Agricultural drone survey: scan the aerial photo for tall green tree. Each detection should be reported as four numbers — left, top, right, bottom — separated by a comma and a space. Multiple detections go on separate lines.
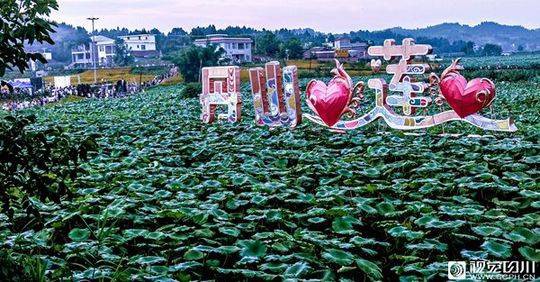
170, 45, 226, 83
256, 32, 281, 57
461, 41, 476, 56
113, 38, 135, 66
279, 38, 304, 60
482, 43, 503, 56
0, 0, 59, 76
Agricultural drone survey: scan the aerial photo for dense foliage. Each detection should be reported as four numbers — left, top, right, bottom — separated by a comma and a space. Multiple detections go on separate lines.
0, 0, 58, 76
114, 39, 135, 67
168, 46, 225, 82
482, 44, 503, 56
0, 114, 97, 221
180, 82, 202, 99
0, 70, 537, 280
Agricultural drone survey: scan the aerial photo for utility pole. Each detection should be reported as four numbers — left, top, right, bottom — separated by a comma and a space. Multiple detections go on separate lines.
87, 17, 99, 84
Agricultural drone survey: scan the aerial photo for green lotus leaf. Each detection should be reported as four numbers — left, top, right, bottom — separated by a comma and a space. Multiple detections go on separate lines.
481, 240, 512, 258
472, 226, 503, 237
284, 261, 311, 278
135, 256, 166, 265
219, 227, 240, 237
184, 249, 205, 261
68, 228, 91, 242
518, 246, 540, 261
356, 258, 383, 280
238, 240, 267, 258
322, 249, 355, 266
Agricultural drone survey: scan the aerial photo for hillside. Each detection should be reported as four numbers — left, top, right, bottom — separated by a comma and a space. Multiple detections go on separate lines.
389, 22, 540, 52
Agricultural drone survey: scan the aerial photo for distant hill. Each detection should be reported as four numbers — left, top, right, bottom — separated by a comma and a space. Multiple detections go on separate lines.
25, 23, 89, 63
23, 21, 540, 66
388, 22, 540, 52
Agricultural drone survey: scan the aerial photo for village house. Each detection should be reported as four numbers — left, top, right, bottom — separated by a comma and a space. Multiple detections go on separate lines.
94, 36, 116, 66
194, 34, 253, 63
71, 35, 116, 68
71, 33, 161, 68
118, 34, 159, 58
304, 38, 369, 62
71, 42, 93, 68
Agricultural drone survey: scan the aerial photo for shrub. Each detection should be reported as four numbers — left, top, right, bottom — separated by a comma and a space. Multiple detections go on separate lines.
181, 82, 202, 99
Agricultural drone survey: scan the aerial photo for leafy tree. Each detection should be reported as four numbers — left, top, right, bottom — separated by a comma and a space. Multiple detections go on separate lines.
169, 46, 225, 82
256, 32, 281, 57
462, 41, 476, 55
327, 34, 336, 43
279, 38, 304, 60
162, 29, 191, 55
114, 38, 134, 66
97, 27, 130, 39
0, 0, 59, 76
150, 28, 165, 52
170, 27, 188, 36
482, 43, 503, 56
191, 25, 217, 37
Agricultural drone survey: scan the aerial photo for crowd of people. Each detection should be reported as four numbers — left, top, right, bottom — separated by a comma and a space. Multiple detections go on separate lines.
1, 67, 179, 111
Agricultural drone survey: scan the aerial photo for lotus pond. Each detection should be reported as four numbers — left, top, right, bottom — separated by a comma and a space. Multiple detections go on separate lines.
1, 78, 539, 281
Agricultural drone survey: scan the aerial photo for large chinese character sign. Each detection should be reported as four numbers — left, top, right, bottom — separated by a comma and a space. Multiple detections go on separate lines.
304, 38, 517, 132
249, 61, 302, 128
200, 66, 242, 123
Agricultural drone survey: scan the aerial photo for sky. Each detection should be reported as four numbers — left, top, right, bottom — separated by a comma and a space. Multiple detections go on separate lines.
52, 0, 540, 33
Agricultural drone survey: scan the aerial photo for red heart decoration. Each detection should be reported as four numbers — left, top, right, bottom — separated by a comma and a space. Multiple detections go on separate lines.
306, 78, 351, 127
440, 72, 496, 118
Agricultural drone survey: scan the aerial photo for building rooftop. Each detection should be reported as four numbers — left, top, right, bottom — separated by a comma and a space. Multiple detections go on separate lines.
194, 35, 253, 44
120, 34, 154, 37
91, 35, 115, 43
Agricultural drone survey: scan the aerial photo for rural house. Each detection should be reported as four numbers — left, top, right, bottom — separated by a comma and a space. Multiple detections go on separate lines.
71, 35, 116, 68
119, 34, 159, 58
194, 34, 253, 63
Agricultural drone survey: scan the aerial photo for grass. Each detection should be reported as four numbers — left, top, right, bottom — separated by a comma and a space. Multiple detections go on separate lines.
43, 68, 157, 86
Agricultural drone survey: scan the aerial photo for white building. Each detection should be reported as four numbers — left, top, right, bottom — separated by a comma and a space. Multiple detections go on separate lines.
118, 34, 158, 57
71, 43, 93, 68
94, 35, 116, 66
194, 34, 253, 63
71, 35, 116, 68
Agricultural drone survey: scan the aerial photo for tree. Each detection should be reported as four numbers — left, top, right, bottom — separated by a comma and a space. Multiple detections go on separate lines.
191, 25, 217, 37
279, 38, 304, 60
461, 41, 476, 56
482, 43, 503, 56
0, 0, 59, 76
256, 32, 281, 57
150, 28, 165, 52
114, 39, 134, 66
327, 34, 336, 43
162, 28, 191, 55
170, 46, 225, 82
170, 28, 188, 36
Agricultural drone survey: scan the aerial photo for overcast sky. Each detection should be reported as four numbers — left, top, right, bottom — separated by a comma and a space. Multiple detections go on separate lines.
53, 0, 539, 33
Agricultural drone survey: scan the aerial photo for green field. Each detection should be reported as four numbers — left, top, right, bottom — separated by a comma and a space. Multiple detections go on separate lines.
446, 53, 540, 69
1, 73, 539, 280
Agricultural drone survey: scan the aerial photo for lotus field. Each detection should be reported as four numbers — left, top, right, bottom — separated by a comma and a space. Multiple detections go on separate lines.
0, 71, 539, 280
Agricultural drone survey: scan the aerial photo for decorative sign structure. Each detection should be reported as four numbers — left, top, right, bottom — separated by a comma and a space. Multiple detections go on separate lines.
305, 60, 364, 128
305, 38, 517, 132
249, 61, 302, 127
200, 66, 242, 123
370, 59, 382, 73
